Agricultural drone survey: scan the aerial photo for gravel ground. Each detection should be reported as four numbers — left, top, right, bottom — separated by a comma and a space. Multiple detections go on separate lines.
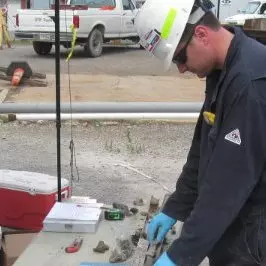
0, 120, 211, 265
0, 121, 194, 204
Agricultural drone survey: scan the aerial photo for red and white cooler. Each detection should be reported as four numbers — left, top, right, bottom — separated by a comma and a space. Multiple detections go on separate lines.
0, 170, 71, 231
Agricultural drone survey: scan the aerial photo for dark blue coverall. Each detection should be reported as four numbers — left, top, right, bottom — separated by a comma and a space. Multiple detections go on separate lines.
163, 27, 266, 265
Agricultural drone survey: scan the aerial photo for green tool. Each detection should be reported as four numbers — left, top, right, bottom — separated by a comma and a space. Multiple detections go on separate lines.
104, 208, 125, 220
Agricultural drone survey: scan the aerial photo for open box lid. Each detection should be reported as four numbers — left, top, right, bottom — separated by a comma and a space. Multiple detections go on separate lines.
0, 170, 69, 194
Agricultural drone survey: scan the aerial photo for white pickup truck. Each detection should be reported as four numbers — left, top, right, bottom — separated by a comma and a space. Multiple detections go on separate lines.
15, 0, 139, 57
224, 0, 266, 26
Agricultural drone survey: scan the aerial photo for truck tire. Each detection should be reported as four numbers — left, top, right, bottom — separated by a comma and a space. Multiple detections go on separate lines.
33, 41, 52, 56
84, 28, 103, 58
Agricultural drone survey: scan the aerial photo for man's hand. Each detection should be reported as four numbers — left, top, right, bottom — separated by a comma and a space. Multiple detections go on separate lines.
154, 252, 176, 266
147, 212, 176, 243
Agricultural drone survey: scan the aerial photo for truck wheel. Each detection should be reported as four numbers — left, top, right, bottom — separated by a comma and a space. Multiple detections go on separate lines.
33, 41, 52, 56
84, 28, 103, 57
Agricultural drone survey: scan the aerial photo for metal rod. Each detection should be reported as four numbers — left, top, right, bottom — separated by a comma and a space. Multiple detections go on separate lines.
217, 0, 220, 19
0, 102, 203, 114
55, 0, 62, 202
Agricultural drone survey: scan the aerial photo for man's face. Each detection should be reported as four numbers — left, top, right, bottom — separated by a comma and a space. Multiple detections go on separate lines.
173, 25, 215, 78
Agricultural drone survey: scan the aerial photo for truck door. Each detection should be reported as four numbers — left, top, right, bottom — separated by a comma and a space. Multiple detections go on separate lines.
121, 0, 137, 36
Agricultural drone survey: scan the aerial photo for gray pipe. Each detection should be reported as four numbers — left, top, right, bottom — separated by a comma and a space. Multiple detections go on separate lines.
0, 102, 203, 114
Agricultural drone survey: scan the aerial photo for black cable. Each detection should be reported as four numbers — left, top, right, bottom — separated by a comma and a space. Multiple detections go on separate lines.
217, 0, 220, 19
55, 0, 62, 202
64, 4, 80, 190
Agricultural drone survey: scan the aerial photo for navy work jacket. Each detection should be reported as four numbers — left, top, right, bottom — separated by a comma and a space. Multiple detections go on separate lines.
163, 27, 266, 265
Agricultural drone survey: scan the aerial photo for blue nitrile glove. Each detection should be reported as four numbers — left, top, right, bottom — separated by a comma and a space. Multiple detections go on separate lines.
154, 252, 176, 266
147, 212, 176, 243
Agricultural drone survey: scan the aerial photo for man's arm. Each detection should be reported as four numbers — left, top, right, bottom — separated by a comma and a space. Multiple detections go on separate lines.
162, 107, 203, 222
166, 91, 266, 265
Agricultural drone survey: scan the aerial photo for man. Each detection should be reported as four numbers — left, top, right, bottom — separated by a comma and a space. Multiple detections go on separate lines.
0, 7, 11, 49
135, 0, 266, 265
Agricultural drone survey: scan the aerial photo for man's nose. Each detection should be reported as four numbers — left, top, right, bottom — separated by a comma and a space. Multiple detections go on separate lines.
177, 64, 188, 73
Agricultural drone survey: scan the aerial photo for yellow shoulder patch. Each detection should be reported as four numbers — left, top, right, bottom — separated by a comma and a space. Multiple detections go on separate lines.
203, 111, 215, 126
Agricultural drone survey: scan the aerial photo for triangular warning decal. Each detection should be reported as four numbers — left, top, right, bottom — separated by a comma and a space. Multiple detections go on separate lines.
225, 129, 241, 145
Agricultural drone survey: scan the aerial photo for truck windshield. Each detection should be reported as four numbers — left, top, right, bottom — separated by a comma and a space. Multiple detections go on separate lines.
240, 1, 260, 14
69, 0, 116, 7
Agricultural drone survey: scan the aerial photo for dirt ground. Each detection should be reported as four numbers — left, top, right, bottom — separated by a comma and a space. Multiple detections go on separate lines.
2, 74, 205, 103
0, 45, 206, 103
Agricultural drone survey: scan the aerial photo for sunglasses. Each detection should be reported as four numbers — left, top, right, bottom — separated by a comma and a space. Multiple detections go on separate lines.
172, 29, 195, 65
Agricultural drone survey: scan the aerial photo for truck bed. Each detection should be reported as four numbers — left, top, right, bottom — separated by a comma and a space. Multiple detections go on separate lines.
243, 18, 266, 44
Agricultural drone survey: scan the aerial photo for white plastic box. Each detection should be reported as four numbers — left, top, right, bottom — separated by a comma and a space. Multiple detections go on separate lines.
43, 202, 102, 233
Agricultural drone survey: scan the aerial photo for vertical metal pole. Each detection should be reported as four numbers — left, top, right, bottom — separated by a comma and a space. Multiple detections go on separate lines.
217, 0, 220, 19
55, 0, 62, 202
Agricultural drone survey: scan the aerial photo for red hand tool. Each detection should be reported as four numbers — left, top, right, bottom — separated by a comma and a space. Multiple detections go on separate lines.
65, 238, 83, 253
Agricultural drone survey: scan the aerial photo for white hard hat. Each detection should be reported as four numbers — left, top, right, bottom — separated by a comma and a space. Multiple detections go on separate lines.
135, 0, 213, 70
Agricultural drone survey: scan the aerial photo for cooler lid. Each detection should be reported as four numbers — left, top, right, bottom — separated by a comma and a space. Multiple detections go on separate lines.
0, 170, 69, 194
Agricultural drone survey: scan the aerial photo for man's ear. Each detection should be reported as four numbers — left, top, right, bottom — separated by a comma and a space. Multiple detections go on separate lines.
194, 25, 208, 45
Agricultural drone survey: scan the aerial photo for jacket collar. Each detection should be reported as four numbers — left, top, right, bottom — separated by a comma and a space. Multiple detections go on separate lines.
223, 26, 244, 72
207, 27, 245, 106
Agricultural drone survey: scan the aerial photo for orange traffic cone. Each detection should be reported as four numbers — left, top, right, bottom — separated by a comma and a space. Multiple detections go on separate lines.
12, 68, 25, 86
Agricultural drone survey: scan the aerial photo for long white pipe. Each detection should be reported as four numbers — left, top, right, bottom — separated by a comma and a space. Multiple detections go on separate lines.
0, 102, 203, 114
16, 113, 200, 121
